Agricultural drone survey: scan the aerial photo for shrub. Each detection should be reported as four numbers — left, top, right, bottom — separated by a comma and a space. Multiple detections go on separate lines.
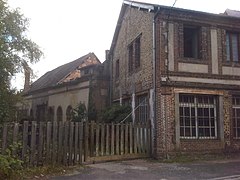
0, 143, 23, 179
100, 104, 132, 123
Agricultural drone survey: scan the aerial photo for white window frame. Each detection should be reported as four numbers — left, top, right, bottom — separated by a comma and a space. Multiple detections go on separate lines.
179, 94, 218, 139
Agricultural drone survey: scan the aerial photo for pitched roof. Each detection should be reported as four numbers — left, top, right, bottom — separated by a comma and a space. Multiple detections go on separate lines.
27, 52, 100, 94
224, 9, 240, 18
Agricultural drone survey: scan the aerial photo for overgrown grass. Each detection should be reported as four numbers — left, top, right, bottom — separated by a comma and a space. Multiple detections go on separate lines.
5, 165, 84, 180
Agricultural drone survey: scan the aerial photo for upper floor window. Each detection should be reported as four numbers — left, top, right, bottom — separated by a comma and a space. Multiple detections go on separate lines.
135, 37, 141, 68
184, 26, 200, 59
226, 32, 240, 63
115, 59, 119, 79
128, 43, 133, 73
128, 34, 142, 74
232, 96, 240, 139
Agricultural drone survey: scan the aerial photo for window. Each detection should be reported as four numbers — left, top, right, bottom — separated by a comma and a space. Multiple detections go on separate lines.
116, 59, 119, 79
47, 107, 54, 121
232, 96, 240, 139
66, 105, 72, 121
57, 106, 63, 121
226, 32, 240, 63
135, 37, 141, 68
183, 26, 200, 59
179, 94, 217, 139
128, 44, 133, 73
128, 34, 142, 73
136, 95, 148, 123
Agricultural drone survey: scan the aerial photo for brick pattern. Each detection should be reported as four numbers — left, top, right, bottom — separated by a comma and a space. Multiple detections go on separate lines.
112, 7, 153, 100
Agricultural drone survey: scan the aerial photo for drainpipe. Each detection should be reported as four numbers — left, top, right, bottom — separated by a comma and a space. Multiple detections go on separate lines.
152, 7, 160, 157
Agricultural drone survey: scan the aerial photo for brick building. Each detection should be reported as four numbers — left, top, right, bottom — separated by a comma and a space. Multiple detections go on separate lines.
109, 0, 240, 157
21, 53, 109, 122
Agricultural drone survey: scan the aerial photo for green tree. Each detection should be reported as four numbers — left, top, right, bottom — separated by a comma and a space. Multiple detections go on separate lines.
71, 103, 87, 122
0, 0, 43, 123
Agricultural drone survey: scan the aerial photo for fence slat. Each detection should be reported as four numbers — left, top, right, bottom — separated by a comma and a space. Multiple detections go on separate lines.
106, 124, 109, 155
30, 121, 37, 166
1, 123, 8, 154
100, 124, 105, 156
84, 122, 89, 162
63, 122, 69, 165
74, 122, 79, 164
58, 121, 63, 164
13, 123, 19, 144
79, 122, 83, 164
111, 123, 115, 155
125, 123, 129, 154
69, 122, 74, 165
120, 124, 124, 155
46, 122, 52, 164
96, 123, 100, 156
52, 121, 58, 164
90, 121, 95, 157
129, 123, 133, 154
133, 124, 137, 154
38, 122, 44, 165
116, 124, 119, 155
22, 121, 29, 163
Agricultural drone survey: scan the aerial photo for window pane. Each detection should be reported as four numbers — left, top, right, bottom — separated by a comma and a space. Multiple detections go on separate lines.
232, 34, 239, 62
226, 33, 231, 61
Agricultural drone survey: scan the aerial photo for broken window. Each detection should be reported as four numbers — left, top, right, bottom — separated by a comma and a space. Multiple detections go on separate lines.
115, 59, 119, 79
179, 94, 217, 139
232, 96, 240, 139
226, 32, 239, 63
136, 95, 148, 123
128, 43, 133, 73
135, 37, 141, 68
183, 26, 200, 59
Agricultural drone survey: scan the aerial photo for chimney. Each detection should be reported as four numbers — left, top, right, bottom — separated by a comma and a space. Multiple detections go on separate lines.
23, 61, 31, 92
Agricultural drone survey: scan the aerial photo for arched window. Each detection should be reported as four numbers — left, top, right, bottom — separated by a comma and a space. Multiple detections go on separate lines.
48, 107, 54, 121
30, 109, 33, 120
57, 106, 63, 121
66, 105, 73, 121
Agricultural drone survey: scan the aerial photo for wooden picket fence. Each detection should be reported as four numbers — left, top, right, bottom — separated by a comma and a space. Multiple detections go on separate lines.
0, 121, 151, 166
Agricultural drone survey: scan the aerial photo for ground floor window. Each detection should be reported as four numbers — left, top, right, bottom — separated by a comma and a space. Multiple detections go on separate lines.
232, 96, 240, 139
179, 94, 217, 139
136, 95, 148, 123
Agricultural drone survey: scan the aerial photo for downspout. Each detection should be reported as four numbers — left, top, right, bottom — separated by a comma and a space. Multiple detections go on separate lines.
152, 6, 160, 157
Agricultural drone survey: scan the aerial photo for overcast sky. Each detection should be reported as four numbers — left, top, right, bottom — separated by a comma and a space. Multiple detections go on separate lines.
8, 0, 240, 89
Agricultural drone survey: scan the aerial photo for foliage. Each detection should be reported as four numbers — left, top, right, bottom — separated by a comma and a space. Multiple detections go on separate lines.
100, 104, 132, 123
71, 102, 87, 122
0, 143, 23, 179
0, 0, 43, 123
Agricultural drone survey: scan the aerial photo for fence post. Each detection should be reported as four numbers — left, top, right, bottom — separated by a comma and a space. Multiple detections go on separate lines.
46, 122, 52, 164
63, 121, 69, 165
106, 124, 109, 155
58, 121, 63, 164
116, 124, 119, 155
125, 123, 129, 154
